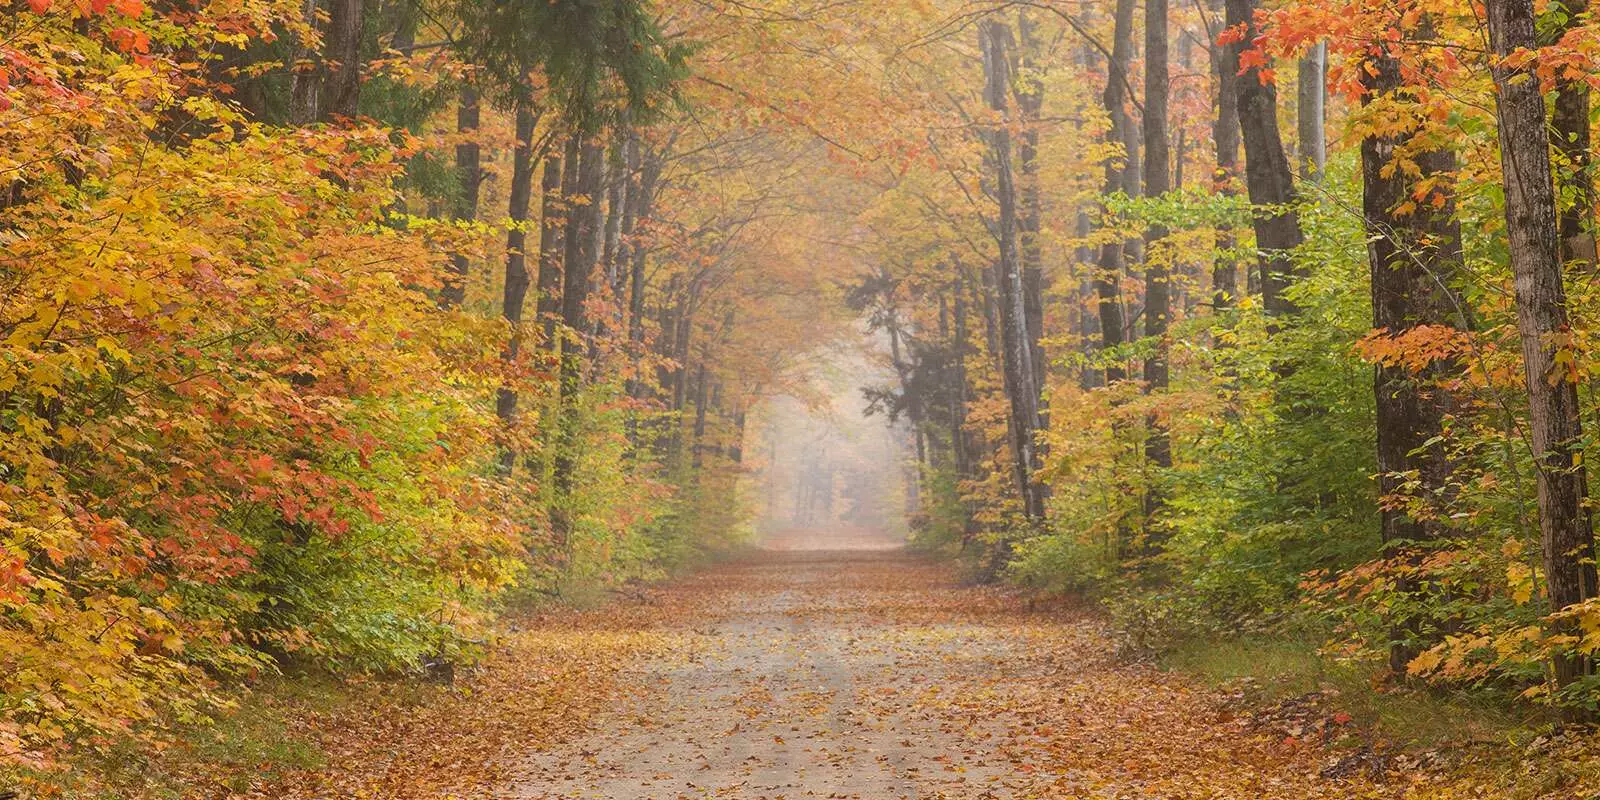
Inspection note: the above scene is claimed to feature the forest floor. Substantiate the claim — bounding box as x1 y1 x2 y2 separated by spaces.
104 527 1600 800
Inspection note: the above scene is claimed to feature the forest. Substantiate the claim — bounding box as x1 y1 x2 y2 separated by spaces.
3 0 1600 796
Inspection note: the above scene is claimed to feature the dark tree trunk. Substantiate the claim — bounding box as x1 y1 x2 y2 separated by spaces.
539 137 580 346
1209 0 1241 312
440 84 481 309
628 148 662 348
1143 0 1174 509
288 0 322 125
1361 42 1467 675
322 0 364 120
1015 10 1049 412
951 286 972 483
494 103 539 472
1551 0 1596 273
981 18 1045 520
1095 0 1136 385
561 137 604 353
1487 0 1600 689
691 361 709 469
551 134 605 553
1225 0 1304 318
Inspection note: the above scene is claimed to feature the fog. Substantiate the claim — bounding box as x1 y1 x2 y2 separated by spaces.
742 338 914 549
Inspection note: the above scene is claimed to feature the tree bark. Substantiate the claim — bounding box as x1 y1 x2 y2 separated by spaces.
1361 42 1467 675
440 84 481 309
288 0 322 125
539 137 580 346
1095 0 1137 385
1551 0 1596 273
1015 9 1049 411
603 135 628 295
981 18 1045 521
1225 0 1304 318
322 0 364 120
551 134 605 553
1209 0 1241 312
561 136 604 351
1296 41 1326 181
1143 0 1174 508
495 103 539 472
1487 0 1600 689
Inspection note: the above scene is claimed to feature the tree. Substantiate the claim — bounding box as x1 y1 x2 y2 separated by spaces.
1143 0 1174 521
1486 0 1600 690
1206 0 1241 312
495 101 540 471
1549 0 1595 273
441 85 482 310
1014 9 1049 411
980 17 1046 520
1358 32 1467 675
1296 41 1325 181
1223 0 1303 318
1094 0 1137 386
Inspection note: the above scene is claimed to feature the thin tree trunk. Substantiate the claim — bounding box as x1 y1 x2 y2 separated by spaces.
1551 0 1596 273
628 153 660 349
1225 0 1304 318
441 84 480 309
495 103 538 472
951 286 972 482
1015 9 1049 414
1143 0 1174 518
1487 0 1600 689
539 137 580 346
602 136 628 294
1209 0 1241 312
1296 41 1326 181
1096 0 1136 385
691 361 709 468
981 18 1045 520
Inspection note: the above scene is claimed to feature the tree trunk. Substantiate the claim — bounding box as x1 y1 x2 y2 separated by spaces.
1015 9 1049 413
1096 0 1137 385
322 0 364 120
1551 0 1596 273
539 137 580 346
1225 0 1304 318
1143 0 1174 516
1296 41 1326 181
602 136 628 295
628 150 661 350
951 286 972 483
494 103 538 472
440 84 480 309
691 361 709 468
1487 0 1600 689
288 0 322 125
551 134 604 554
1209 0 1241 312
561 137 603 353
1362 42 1467 675
981 18 1045 521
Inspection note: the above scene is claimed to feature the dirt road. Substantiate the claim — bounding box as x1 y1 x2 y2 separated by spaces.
506 530 1393 800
